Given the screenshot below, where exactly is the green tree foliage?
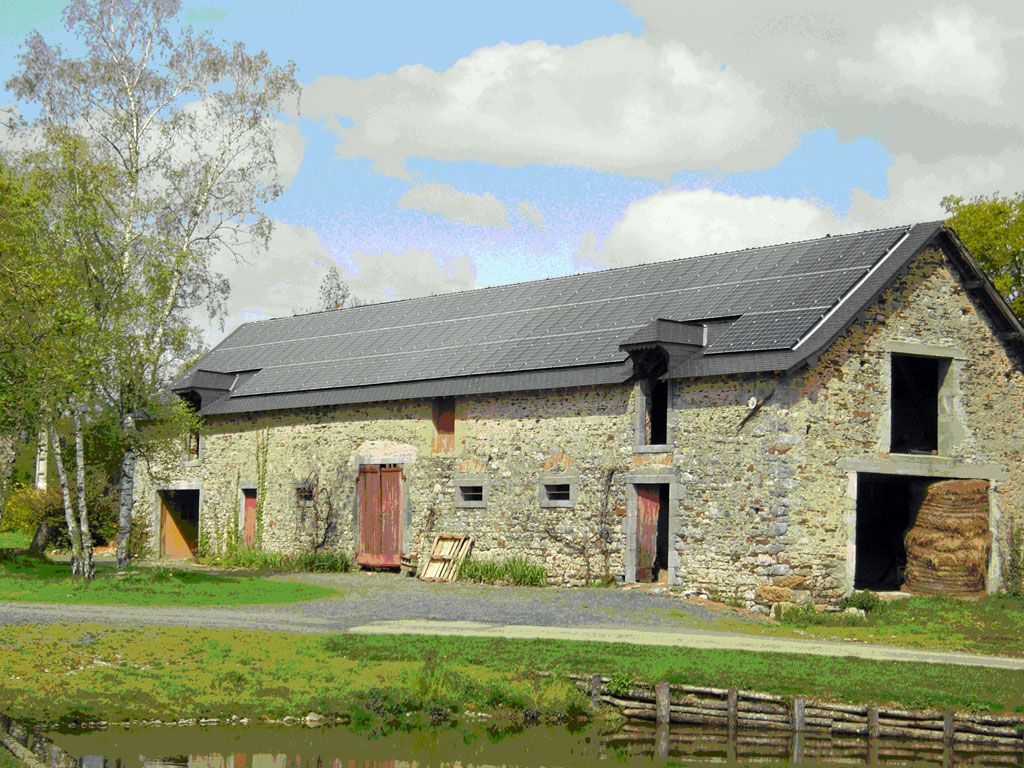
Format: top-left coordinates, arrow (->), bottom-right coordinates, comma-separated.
6,0 -> 299,569
942,192 -> 1024,317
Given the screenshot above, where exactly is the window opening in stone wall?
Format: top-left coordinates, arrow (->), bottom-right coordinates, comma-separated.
646,378 -> 668,445
635,483 -> 670,583
544,483 -> 572,502
295,485 -> 314,507
890,354 -> 946,454
432,396 -> 456,453
459,485 -> 484,503
855,473 -> 990,596
181,391 -> 202,461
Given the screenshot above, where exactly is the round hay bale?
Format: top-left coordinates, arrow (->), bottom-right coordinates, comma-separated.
903,479 -> 990,598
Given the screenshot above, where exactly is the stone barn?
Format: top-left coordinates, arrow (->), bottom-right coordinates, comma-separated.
133,221 -> 1024,610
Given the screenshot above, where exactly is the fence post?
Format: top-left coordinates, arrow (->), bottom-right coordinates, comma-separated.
727,687 -> 738,738
792,695 -> 806,733
655,681 -> 671,725
943,710 -> 955,746
590,673 -> 602,711
867,704 -> 879,765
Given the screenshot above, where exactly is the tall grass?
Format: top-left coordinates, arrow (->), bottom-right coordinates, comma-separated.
201,548 -> 351,573
457,555 -> 547,586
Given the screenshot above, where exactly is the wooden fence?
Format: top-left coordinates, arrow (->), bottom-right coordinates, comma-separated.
572,674 -> 1024,764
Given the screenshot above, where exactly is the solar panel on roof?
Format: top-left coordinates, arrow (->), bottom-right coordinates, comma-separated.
178,225 -> 921,398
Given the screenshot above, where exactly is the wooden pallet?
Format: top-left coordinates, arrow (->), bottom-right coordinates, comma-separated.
420,534 -> 473,582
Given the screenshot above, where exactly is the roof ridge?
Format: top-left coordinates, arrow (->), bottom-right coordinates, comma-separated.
250,222 -> 925,326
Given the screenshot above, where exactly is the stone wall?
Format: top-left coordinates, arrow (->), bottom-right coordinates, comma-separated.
134,247 -> 1024,603
134,385 -> 637,585
671,248 -> 1024,608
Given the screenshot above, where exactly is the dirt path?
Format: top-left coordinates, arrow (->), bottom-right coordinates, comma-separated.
0,572 -> 1021,670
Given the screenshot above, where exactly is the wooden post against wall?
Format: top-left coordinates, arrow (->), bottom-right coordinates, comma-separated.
792,695 -> 806,732
655,682 -> 671,725
590,674 -> 602,711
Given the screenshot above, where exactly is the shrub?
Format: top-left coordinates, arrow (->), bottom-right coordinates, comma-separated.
841,590 -> 884,614
201,548 -> 351,572
2,480 -> 118,549
1005,525 -> 1023,598
457,555 -> 547,586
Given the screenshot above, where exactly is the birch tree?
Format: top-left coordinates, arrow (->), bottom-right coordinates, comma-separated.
7,0 -> 299,569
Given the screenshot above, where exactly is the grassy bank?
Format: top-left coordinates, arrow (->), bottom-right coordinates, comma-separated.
0,554 -> 339,605
0,624 -> 1021,731
765,593 -> 1024,658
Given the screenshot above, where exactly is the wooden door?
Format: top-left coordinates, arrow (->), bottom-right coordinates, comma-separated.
160,491 -> 198,560
242,490 -> 258,546
357,464 -> 402,567
635,484 -> 660,582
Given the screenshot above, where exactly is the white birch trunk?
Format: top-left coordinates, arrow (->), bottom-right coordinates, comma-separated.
73,411 -> 95,579
50,427 -> 84,575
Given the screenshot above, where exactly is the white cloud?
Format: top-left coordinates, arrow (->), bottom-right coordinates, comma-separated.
578,189 -> 860,269
396,182 -> 510,228
302,34 -> 787,177
839,6 -> 1007,105
347,247 -> 478,301
517,200 -> 545,229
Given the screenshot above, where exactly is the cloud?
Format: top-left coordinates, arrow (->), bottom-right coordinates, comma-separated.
302,34 -> 787,177
396,182 -> 510,228
838,6 -> 1007,105
517,200 -> 545,229
347,247 -> 478,301
578,189 -> 860,269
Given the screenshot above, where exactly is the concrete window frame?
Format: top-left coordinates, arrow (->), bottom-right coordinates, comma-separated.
538,473 -> 578,509
883,342 -> 966,458
633,379 -> 674,454
454,474 -> 489,509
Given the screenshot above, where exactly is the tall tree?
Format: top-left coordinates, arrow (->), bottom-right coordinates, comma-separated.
7,0 -> 298,568
942,192 -> 1024,318
316,264 -> 353,311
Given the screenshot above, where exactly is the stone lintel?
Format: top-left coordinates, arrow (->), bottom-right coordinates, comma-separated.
839,456 -> 1006,480
883,340 -> 967,360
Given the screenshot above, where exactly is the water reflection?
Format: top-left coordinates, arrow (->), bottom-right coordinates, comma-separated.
51,721 -> 1024,768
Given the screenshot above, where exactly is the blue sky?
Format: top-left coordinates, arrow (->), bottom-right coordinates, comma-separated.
4,1 -> 1021,339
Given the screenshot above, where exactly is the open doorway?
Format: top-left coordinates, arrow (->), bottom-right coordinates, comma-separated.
635,483 -> 670,582
159,489 -> 199,559
854,474 -> 928,590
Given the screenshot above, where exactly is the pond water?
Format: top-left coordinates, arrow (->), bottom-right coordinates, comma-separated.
50,721 -> 1024,768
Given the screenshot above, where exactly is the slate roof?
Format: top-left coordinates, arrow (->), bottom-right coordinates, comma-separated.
175,221 -> 1016,416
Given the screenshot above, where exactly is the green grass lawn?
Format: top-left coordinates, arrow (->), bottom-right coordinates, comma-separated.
0,530 -> 31,549
0,624 -> 1020,730
0,553 -> 340,606
760,593 -> 1024,658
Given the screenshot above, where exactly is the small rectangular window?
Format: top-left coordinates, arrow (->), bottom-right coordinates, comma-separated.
459,485 -> 484,503
296,486 -> 315,507
544,484 -> 571,502
187,430 -> 201,461
454,476 -> 487,508
539,478 -> 576,508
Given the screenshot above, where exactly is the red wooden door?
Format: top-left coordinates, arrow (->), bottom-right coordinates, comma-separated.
242,490 -> 257,546
635,485 -> 659,582
357,464 -> 402,567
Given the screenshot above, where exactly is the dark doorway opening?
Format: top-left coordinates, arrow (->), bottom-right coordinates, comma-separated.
855,474 -> 925,590
636,483 -> 671,582
890,354 -> 944,454
159,489 -> 199,559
